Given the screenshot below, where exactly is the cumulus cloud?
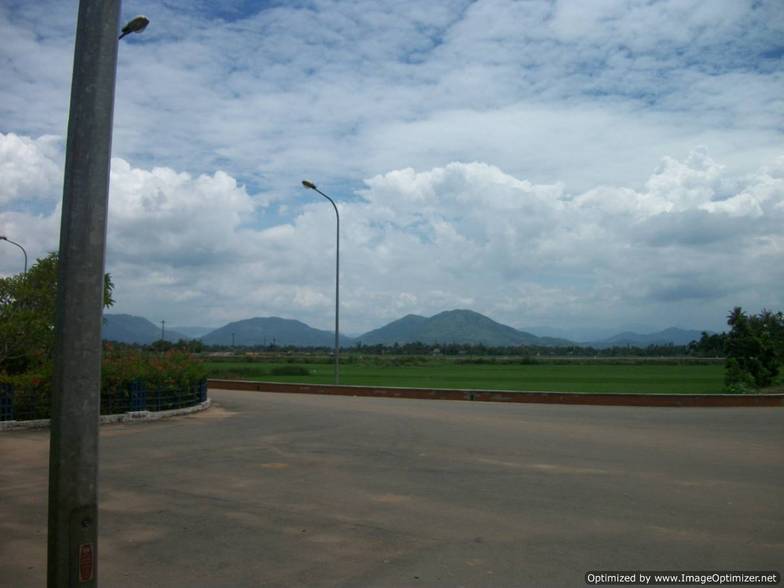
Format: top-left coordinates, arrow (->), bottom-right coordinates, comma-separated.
345,151 -> 783,331
2,132 -> 780,334
0,133 -> 62,205
108,161 -> 255,263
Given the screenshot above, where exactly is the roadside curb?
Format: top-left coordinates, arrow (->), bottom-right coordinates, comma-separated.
0,398 -> 211,432
208,380 -> 784,408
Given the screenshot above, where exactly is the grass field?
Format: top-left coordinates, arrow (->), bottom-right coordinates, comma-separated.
205,360 -> 726,394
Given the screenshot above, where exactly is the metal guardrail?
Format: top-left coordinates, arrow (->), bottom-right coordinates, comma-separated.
0,383 -> 13,421
0,379 -> 208,422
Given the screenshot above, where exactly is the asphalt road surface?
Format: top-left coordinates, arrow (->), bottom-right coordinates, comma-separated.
1,389 -> 782,587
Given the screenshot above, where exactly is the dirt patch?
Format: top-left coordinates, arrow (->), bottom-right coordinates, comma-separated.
101,489 -> 168,515
185,402 -> 236,421
0,433 -> 49,465
259,462 -> 290,469
371,494 -> 412,504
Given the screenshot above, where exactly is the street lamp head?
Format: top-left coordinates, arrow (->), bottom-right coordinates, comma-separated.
0,236 -> 7,240
119,15 -> 150,39
302,180 -> 317,190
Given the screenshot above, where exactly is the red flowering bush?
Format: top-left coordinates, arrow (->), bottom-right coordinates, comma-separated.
0,369 -> 52,420
102,347 -> 207,410
1,348 -> 206,421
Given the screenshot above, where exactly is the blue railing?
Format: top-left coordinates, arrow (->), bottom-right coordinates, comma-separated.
0,383 -> 13,421
0,379 -> 208,422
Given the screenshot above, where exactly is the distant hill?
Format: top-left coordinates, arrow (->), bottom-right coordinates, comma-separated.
357,314 -> 428,345
103,311 -> 706,350
521,325 -> 624,343
357,309 -> 572,347
170,326 -> 215,339
200,317 -> 355,347
588,327 -> 704,348
103,314 -> 188,344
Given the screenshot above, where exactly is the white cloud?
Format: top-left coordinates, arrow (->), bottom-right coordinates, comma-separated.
348,152 -> 783,330
107,160 -> 256,263
0,133 -> 62,205
4,0 -> 782,195
1,133 -> 782,333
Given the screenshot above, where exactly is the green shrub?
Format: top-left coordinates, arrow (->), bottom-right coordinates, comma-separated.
1,348 -> 208,421
724,357 -> 756,394
102,346 -> 207,392
725,307 -> 782,389
0,371 -> 52,420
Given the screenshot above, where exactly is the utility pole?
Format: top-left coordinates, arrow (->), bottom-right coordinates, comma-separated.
47,3 -> 121,585
47,5 -> 148,586
161,319 -> 166,342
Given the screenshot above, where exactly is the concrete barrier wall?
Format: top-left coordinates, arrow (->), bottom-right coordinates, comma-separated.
208,379 -> 784,408
0,399 -> 211,432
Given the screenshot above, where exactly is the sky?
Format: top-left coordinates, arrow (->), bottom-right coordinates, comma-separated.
1,0 -> 782,339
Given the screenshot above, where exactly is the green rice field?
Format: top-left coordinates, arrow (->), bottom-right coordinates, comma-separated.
205,360 -> 726,395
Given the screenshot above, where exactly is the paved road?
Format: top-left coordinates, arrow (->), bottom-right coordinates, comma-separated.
1,389 -> 782,587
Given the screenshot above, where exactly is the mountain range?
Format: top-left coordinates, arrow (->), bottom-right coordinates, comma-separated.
102,314 -> 188,344
200,317 -> 355,347
585,327 -> 705,348
103,310 -> 705,348
170,325 -> 214,339
357,309 -> 572,346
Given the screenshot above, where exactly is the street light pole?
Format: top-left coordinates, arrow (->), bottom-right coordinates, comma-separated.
301,180 -> 340,384
47,5 -> 148,586
0,236 -> 27,273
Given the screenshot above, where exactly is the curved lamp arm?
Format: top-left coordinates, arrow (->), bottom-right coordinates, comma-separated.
0,236 -> 27,273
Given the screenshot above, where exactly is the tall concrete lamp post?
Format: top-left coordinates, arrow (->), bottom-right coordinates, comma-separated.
0,235 -> 27,273
47,6 -> 148,586
302,180 -> 340,384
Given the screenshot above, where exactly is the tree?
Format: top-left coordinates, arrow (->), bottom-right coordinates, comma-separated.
688,331 -> 727,357
0,253 -> 114,375
173,338 -> 204,353
148,339 -> 174,353
724,306 -> 783,390
757,309 -> 784,365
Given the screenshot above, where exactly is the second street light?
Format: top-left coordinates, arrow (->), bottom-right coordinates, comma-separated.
302,180 -> 340,384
